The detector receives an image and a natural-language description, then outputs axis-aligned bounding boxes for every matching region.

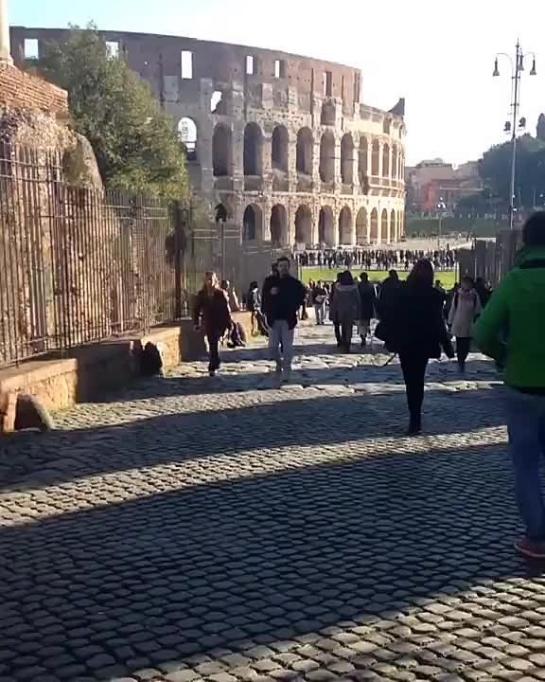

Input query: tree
[479,134,545,210]
[39,26,189,201]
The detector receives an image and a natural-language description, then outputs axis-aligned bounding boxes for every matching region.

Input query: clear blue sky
[11,0,545,166]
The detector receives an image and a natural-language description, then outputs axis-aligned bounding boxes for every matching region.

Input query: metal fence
[458,230,522,287]
[0,144,289,368]
[0,144,185,367]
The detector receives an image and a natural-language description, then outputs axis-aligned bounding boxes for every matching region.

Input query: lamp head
[493,58,500,77]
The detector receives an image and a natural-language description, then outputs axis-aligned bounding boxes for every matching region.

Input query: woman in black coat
[387,259,454,435]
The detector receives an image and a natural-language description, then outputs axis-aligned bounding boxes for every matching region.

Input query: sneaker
[514,536,545,559]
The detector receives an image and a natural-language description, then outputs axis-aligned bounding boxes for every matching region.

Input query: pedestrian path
[1,323,543,682]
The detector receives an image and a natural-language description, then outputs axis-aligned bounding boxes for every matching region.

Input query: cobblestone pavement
[2,323,545,682]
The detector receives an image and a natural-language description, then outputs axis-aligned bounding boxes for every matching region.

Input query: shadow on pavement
[0,438,529,682]
[0,385,506,492]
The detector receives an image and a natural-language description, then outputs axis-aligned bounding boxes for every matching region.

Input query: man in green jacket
[474,212,545,559]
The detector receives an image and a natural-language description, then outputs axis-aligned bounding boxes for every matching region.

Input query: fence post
[173,200,185,319]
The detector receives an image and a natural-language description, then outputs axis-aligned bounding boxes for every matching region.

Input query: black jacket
[262,275,306,329]
[388,284,453,359]
[193,288,231,336]
[358,282,376,320]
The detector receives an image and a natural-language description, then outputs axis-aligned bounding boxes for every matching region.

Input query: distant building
[406,159,482,214]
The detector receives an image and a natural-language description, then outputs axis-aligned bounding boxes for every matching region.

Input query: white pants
[269,320,295,371]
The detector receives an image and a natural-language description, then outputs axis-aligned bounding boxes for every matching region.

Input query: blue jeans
[506,389,545,541]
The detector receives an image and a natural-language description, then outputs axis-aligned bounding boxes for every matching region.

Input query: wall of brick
[0,64,68,114]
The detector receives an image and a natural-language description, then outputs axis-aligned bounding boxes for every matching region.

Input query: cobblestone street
[2,323,545,682]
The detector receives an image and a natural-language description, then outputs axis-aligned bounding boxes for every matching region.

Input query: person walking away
[329,273,343,348]
[312,280,328,325]
[246,281,261,336]
[377,269,401,321]
[474,212,545,559]
[448,275,481,372]
[193,272,232,377]
[220,279,241,312]
[358,273,376,347]
[387,260,454,435]
[262,256,306,383]
[329,270,360,353]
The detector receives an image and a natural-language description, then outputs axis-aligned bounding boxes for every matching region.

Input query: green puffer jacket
[474,246,545,390]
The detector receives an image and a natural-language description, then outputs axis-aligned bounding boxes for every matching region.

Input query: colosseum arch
[341,133,354,185]
[382,143,390,179]
[178,117,198,161]
[212,124,232,177]
[270,204,288,246]
[243,123,263,176]
[319,131,335,183]
[358,136,368,186]
[390,209,397,242]
[371,139,380,176]
[338,206,353,245]
[215,203,228,223]
[295,205,313,246]
[370,208,378,243]
[356,207,368,245]
[318,206,335,247]
[296,128,313,175]
[243,204,263,242]
[381,208,389,243]
[271,125,289,173]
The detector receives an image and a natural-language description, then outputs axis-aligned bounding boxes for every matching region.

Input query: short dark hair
[407,259,434,288]
[277,256,290,264]
[389,269,398,279]
[523,212,545,247]
[339,270,354,285]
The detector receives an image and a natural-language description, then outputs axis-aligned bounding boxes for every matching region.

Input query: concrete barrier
[0,313,252,431]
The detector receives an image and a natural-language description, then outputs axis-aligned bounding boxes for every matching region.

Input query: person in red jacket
[193,271,232,376]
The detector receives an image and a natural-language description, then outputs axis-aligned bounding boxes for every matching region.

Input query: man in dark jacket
[358,273,376,347]
[262,256,306,382]
[193,271,231,377]
[377,269,401,321]
[475,212,545,559]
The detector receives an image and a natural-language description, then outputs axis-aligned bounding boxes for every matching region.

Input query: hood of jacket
[335,284,358,293]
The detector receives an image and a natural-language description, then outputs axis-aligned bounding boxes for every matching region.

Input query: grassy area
[406,216,504,238]
[301,268,458,289]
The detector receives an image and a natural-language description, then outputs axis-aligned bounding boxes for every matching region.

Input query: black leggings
[334,320,353,350]
[399,353,429,425]
[207,333,221,371]
[456,337,471,366]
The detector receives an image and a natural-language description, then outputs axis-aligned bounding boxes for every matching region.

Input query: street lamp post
[437,197,446,250]
[493,41,537,230]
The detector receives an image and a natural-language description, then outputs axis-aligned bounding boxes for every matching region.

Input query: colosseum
[11,27,406,249]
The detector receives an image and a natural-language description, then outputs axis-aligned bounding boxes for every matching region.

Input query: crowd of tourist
[294,247,458,271]
[193,211,545,559]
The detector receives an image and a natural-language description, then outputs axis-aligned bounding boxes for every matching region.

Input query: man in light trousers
[475,211,545,559]
[262,256,306,384]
